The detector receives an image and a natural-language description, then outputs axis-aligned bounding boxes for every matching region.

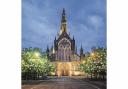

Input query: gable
[57,31,72,43]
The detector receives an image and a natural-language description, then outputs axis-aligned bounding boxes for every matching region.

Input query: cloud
[87,15,104,29]
[22,0,58,49]
[22,0,106,52]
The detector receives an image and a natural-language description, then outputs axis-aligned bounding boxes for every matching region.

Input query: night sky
[22,0,106,53]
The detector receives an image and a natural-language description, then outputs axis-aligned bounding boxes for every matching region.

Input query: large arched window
[58,38,71,61]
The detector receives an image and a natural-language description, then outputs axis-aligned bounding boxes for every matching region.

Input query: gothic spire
[80,44,84,57]
[80,44,83,50]
[61,8,66,22]
[59,8,67,35]
[46,45,49,52]
[54,36,56,40]
[73,35,75,40]
[62,8,66,17]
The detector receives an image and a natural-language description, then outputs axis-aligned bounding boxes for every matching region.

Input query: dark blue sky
[22,0,106,52]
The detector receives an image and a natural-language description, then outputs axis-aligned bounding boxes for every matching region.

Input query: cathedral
[46,9,85,76]
[46,9,84,62]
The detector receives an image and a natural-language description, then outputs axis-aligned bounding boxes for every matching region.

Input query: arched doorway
[56,62,71,76]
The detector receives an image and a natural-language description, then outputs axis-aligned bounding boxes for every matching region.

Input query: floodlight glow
[35,52,40,57]
[91,53,94,56]
[82,60,86,64]
[52,47,55,54]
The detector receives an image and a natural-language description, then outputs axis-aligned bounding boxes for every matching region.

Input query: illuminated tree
[21,48,55,80]
[80,47,106,79]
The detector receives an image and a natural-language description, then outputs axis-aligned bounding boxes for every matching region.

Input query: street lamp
[34,52,40,58]
[91,52,95,57]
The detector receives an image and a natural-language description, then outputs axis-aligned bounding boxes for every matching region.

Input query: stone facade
[47,9,81,62]
[46,9,86,76]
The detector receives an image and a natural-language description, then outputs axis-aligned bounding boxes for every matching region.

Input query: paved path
[22,76,100,89]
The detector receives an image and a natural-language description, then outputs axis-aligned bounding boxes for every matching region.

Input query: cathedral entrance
[53,61,85,77]
[56,62,71,76]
